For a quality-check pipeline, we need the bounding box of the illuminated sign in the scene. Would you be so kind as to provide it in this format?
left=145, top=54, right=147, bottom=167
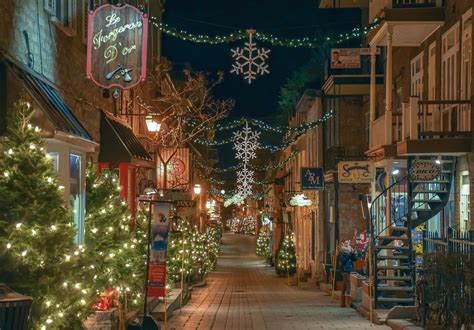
left=289, top=194, right=312, bottom=207
left=86, top=4, right=148, bottom=89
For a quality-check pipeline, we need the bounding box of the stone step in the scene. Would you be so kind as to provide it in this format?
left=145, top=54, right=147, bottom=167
left=378, top=236, right=407, bottom=241
left=377, top=255, right=409, bottom=260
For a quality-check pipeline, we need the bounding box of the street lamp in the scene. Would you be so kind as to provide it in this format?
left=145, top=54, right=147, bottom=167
left=145, top=115, right=161, bottom=133
left=193, top=184, right=202, bottom=195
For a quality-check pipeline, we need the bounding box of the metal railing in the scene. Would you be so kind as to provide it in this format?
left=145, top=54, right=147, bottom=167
left=418, top=229, right=473, bottom=327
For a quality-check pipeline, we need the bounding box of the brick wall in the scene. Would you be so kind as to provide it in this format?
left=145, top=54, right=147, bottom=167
left=338, top=184, right=368, bottom=242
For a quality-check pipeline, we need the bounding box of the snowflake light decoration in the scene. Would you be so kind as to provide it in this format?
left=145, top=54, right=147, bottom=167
left=233, top=122, right=260, bottom=162
left=225, top=121, right=261, bottom=206
left=231, top=30, right=270, bottom=84
left=237, top=166, right=255, bottom=197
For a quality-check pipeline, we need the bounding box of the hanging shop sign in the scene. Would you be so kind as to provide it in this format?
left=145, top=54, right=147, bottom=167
left=148, top=202, right=171, bottom=297
left=409, top=161, right=441, bottom=181
left=301, top=167, right=324, bottom=190
left=338, top=161, right=374, bottom=184
left=86, top=4, right=148, bottom=89
left=289, top=194, right=313, bottom=207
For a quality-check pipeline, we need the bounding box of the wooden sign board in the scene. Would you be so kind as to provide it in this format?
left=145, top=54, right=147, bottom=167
left=86, top=4, right=148, bottom=89
left=409, top=161, right=441, bottom=181
left=338, top=161, right=374, bottom=184
left=175, top=200, right=196, bottom=208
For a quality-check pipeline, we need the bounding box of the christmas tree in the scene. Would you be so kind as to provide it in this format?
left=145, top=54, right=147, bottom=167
left=81, top=168, right=147, bottom=312
left=241, top=216, right=256, bottom=235
left=0, top=99, right=85, bottom=328
left=275, top=232, right=296, bottom=277
left=256, top=228, right=271, bottom=262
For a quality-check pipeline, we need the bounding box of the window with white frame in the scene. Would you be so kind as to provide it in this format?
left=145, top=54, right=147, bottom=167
left=460, top=10, right=472, bottom=131
left=410, top=52, right=423, bottom=98
left=45, top=0, right=77, bottom=37
left=441, top=22, right=460, bottom=131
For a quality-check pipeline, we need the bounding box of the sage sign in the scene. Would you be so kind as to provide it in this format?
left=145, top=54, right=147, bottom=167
left=86, top=4, right=148, bottom=89
left=409, top=161, right=441, bottom=181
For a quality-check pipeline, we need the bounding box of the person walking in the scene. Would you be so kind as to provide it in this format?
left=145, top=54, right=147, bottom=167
left=337, top=240, right=357, bottom=307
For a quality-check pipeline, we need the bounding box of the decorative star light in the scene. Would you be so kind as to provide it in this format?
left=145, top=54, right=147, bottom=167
left=231, top=29, right=270, bottom=84
left=233, top=122, right=260, bottom=162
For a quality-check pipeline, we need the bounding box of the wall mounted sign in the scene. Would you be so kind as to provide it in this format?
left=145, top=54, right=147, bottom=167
left=148, top=202, right=171, bottom=297
left=301, top=167, right=324, bottom=190
left=338, top=161, right=374, bottom=184
left=330, top=48, right=361, bottom=69
left=289, top=194, right=313, bottom=207
left=86, top=4, right=148, bottom=89
left=409, top=161, right=441, bottom=181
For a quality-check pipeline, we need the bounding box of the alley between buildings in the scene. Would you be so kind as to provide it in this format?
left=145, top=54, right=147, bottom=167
left=165, top=233, right=389, bottom=330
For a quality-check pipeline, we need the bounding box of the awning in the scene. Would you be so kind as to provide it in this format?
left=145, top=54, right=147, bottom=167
left=99, top=111, right=154, bottom=167
left=3, top=57, right=93, bottom=142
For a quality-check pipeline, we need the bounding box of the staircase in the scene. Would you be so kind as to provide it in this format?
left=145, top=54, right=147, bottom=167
left=370, top=156, right=455, bottom=308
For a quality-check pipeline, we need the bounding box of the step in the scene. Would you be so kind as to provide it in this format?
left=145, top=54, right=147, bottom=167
left=378, top=276, right=412, bottom=281
left=377, top=255, right=409, bottom=260
left=413, top=180, right=449, bottom=184
left=413, top=190, right=448, bottom=194
left=390, top=226, right=408, bottom=232
left=412, top=199, right=443, bottom=203
left=378, top=236, right=408, bottom=241
left=377, top=297, right=415, bottom=303
left=377, top=287, right=414, bottom=292
left=377, top=265, right=411, bottom=270
left=375, top=245, right=409, bottom=250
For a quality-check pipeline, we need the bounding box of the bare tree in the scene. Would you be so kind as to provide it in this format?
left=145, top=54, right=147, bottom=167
left=146, top=59, right=234, bottom=189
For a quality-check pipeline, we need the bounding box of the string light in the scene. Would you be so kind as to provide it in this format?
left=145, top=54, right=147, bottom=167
left=149, top=16, right=381, bottom=48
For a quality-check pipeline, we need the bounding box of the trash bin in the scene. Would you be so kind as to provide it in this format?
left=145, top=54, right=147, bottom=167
left=0, top=285, right=33, bottom=330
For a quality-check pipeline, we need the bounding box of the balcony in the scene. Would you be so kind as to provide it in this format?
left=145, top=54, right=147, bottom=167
left=368, top=0, right=444, bottom=47
left=322, top=55, right=384, bottom=96
left=397, top=98, right=472, bottom=155
left=325, top=145, right=366, bottom=171
left=367, top=112, right=400, bottom=159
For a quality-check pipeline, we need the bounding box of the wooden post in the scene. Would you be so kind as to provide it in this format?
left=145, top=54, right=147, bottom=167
left=331, top=242, right=339, bottom=299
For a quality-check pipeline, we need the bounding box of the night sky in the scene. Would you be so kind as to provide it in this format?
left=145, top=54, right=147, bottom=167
left=161, top=0, right=361, bottom=166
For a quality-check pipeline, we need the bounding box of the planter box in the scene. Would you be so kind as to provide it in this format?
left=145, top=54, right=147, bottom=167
left=350, top=273, right=365, bottom=303
left=361, top=281, right=374, bottom=311
left=83, top=308, right=119, bottom=330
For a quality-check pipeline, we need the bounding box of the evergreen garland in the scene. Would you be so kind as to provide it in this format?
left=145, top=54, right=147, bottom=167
left=275, top=232, right=296, bottom=277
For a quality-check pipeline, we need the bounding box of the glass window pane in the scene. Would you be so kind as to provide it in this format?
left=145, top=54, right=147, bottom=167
left=70, top=153, right=84, bottom=244
left=47, top=152, right=59, bottom=172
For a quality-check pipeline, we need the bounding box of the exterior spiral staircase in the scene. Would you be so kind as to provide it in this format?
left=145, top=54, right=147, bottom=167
left=370, top=156, right=455, bottom=308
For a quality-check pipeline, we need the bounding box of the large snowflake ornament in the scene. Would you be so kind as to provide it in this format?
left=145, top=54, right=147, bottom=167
left=231, top=30, right=270, bottom=84
left=237, top=166, right=255, bottom=197
left=233, top=122, right=260, bottom=162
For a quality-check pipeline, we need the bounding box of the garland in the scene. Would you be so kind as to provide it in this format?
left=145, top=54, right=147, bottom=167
left=193, top=110, right=334, bottom=150
left=149, top=16, right=381, bottom=48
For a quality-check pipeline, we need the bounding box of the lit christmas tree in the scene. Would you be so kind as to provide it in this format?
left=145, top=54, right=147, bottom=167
left=0, top=99, right=85, bottom=328
left=241, top=216, right=256, bottom=235
left=275, top=232, right=296, bottom=277
left=256, top=228, right=271, bottom=262
left=81, top=168, right=147, bottom=312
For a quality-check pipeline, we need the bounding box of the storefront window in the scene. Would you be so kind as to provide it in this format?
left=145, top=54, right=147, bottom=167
left=460, top=171, right=470, bottom=232
left=47, top=152, right=59, bottom=172
left=70, top=153, right=84, bottom=243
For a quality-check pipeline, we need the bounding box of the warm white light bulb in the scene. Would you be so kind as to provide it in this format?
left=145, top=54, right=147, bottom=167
left=16, top=223, right=22, bottom=228
left=6, top=243, right=11, bottom=249
left=21, top=250, right=27, bottom=256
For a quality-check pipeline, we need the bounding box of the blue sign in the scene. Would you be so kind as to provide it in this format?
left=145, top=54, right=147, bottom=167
left=301, top=167, right=324, bottom=190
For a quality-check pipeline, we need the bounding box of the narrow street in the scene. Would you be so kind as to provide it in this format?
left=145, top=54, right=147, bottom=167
left=167, top=233, right=389, bottom=330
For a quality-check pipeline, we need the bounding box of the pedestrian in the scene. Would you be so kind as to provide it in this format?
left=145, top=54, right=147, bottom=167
left=337, top=240, right=357, bottom=307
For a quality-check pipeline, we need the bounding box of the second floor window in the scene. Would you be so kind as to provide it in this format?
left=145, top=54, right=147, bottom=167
left=46, top=0, right=77, bottom=37
left=410, top=52, right=423, bottom=98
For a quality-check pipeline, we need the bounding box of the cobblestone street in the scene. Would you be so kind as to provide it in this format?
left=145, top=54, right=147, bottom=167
left=166, top=233, right=389, bottom=330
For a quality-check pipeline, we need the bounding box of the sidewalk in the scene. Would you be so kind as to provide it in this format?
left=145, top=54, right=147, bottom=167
left=163, top=233, right=389, bottom=330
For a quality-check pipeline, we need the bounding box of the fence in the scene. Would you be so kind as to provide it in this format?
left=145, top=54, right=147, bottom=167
left=420, top=229, right=473, bottom=328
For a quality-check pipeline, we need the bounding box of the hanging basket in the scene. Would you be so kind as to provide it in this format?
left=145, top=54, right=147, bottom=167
left=0, top=284, right=33, bottom=330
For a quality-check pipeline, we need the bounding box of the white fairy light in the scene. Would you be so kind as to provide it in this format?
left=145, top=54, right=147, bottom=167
left=16, top=223, right=22, bottom=229
left=21, top=250, right=27, bottom=257
left=6, top=243, right=11, bottom=249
